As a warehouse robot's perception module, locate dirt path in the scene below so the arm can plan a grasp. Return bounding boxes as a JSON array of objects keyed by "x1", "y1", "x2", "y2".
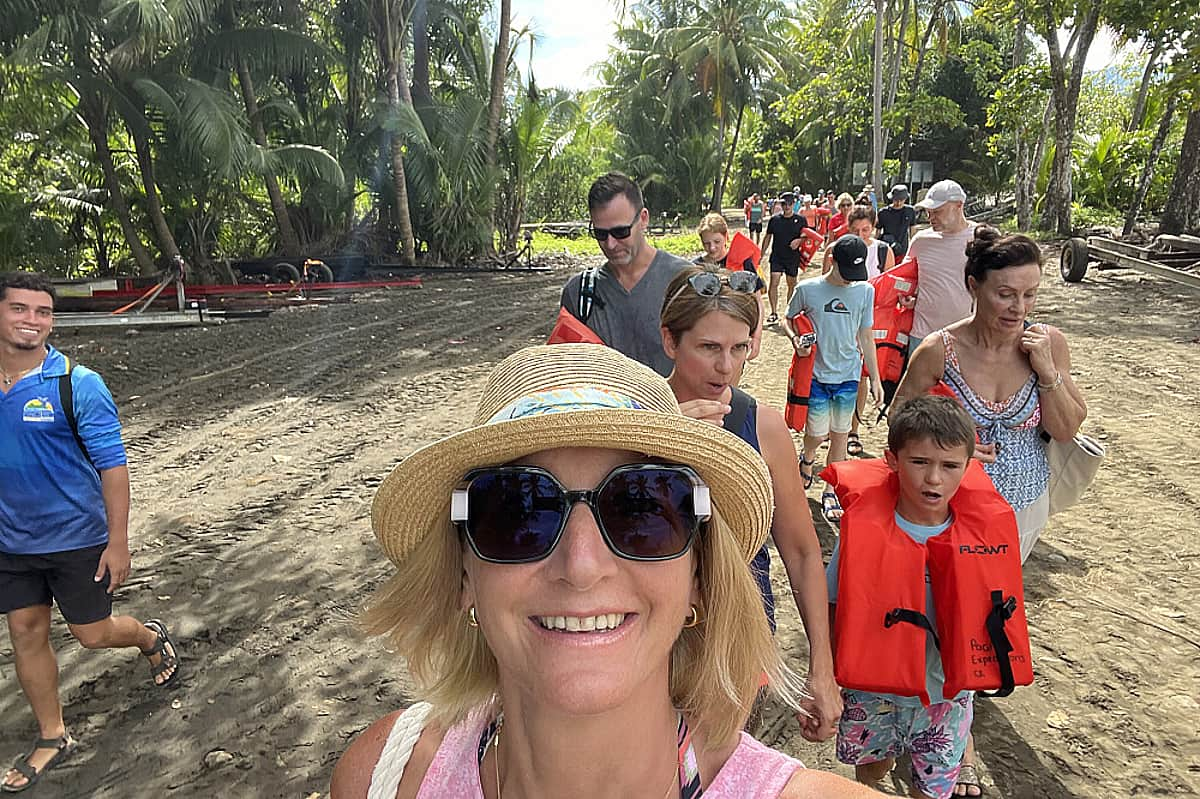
[{"x1": 0, "y1": 258, "x2": 1196, "y2": 798}]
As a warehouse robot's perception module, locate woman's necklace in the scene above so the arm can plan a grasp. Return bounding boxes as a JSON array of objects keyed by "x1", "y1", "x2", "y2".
[{"x1": 489, "y1": 715, "x2": 681, "y2": 799}]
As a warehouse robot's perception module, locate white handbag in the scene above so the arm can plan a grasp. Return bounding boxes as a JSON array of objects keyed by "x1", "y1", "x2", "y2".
[{"x1": 1044, "y1": 432, "x2": 1105, "y2": 515}]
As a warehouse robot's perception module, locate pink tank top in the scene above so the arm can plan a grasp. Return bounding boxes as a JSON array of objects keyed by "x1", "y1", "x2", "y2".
[{"x1": 409, "y1": 710, "x2": 803, "y2": 798}]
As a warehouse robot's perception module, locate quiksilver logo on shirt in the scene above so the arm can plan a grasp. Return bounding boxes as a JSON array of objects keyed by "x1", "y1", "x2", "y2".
[{"x1": 22, "y1": 398, "x2": 56, "y2": 423}]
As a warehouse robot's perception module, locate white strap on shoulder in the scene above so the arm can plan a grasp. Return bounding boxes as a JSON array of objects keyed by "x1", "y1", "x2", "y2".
[{"x1": 367, "y1": 702, "x2": 434, "y2": 799}]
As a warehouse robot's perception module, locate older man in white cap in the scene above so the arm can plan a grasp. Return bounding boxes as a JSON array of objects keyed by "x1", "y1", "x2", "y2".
[{"x1": 907, "y1": 179, "x2": 976, "y2": 346}]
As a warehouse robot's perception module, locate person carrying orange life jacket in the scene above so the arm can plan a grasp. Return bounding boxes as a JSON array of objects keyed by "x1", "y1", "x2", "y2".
[
  {"x1": 867, "y1": 255, "x2": 918, "y2": 408},
  {"x1": 823, "y1": 457, "x2": 1032, "y2": 705},
  {"x1": 784, "y1": 313, "x2": 817, "y2": 434}
]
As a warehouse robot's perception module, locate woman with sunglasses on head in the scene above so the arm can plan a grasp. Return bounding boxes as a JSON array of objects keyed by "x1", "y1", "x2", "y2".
[
  {"x1": 659, "y1": 265, "x2": 842, "y2": 744},
  {"x1": 695, "y1": 213, "x2": 767, "y2": 360},
  {"x1": 331, "y1": 344, "x2": 877, "y2": 799}
]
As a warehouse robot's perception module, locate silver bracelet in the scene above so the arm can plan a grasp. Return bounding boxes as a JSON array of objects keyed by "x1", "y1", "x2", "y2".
[{"x1": 1037, "y1": 372, "x2": 1063, "y2": 391}]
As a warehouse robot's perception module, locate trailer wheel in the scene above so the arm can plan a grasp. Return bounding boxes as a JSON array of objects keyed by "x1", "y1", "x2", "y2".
[
  {"x1": 305, "y1": 263, "x2": 335, "y2": 283},
  {"x1": 1060, "y1": 238, "x2": 1090, "y2": 283},
  {"x1": 272, "y1": 262, "x2": 301, "y2": 283}
]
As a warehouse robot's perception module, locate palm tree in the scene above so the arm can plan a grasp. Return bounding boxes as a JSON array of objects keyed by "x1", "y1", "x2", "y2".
[{"x1": 661, "y1": 0, "x2": 785, "y2": 210}]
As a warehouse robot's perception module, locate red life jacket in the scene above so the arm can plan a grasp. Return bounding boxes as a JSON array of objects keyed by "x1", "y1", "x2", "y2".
[
  {"x1": 547, "y1": 307, "x2": 604, "y2": 345},
  {"x1": 797, "y1": 227, "x2": 824, "y2": 270},
  {"x1": 867, "y1": 256, "x2": 919, "y2": 404},
  {"x1": 725, "y1": 230, "x2": 763, "y2": 280},
  {"x1": 784, "y1": 313, "x2": 816, "y2": 432},
  {"x1": 823, "y1": 458, "x2": 1033, "y2": 705},
  {"x1": 814, "y1": 207, "x2": 832, "y2": 236}
]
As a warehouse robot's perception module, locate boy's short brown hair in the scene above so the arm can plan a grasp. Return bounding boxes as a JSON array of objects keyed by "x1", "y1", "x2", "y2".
[{"x1": 887, "y1": 396, "x2": 975, "y2": 458}]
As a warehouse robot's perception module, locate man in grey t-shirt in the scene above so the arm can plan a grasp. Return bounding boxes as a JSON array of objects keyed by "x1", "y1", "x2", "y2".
[{"x1": 560, "y1": 172, "x2": 689, "y2": 376}]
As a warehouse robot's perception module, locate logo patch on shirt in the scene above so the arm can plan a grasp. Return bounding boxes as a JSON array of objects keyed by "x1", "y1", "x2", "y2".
[
  {"x1": 22, "y1": 397, "x2": 56, "y2": 423},
  {"x1": 824, "y1": 298, "x2": 850, "y2": 314}
]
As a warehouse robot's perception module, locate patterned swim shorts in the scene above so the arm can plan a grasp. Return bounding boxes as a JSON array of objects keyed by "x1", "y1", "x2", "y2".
[{"x1": 836, "y1": 689, "x2": 974, "y2": 799}]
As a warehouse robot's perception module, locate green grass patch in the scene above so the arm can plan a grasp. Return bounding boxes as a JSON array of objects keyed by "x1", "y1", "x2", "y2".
[{"x1": 529, "y1": 229, "x2": 703, "y2": 259}]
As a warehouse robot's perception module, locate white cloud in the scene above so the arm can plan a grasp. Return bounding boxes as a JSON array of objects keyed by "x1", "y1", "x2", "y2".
[{"x1": 509, "y1": 0, "x2": 621, "y2": 90}]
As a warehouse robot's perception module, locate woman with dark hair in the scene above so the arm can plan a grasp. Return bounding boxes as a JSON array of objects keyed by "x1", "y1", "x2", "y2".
[{"x1": 891, "y1": 225, "x2": 1087, "y2": 796}]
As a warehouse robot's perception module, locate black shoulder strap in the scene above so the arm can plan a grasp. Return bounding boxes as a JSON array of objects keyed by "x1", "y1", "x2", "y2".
[
  {"x1": 722, "y1": 387, "x2": 755, "y2": 436},
  {"x1": 577, "y1": 267, "x2": 598, "y2": 322},
  {"x1": 57, "y1": 358, "x2": 94, "y2": 469},
  {"x1": 978, "y1": 590, "x2": 1020, "y2": 699}
]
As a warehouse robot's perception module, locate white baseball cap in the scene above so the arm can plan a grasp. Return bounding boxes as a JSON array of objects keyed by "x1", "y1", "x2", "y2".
[{"x1": 916, "y1": 179, "x2": 967, "y2": 209}]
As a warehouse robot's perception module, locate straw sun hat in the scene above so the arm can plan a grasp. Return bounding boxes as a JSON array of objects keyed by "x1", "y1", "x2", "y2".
[{"x1": 371, "y1": 344, "x2": 774, "y2": 568}]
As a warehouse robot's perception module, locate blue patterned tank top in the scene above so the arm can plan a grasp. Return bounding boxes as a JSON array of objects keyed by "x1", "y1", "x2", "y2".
[{"x1": 939, "y1": 330, "x2": 1049, "y2": 510}]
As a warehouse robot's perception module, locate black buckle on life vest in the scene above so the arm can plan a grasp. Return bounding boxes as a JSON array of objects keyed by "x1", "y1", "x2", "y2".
[
  {"x1": 884, "y1": 607, "x2": 941, "y2": 650},
  {"x1": 979, "y1": 590, "x2": 1019, "y2": 699}
]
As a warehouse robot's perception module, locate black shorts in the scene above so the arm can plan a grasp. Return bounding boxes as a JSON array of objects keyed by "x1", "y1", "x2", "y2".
[
  {"x1": 769, "y1": 260, "x2": 800, "y2": 278},
  {"x1": 0, "y1": 544, "x2": 112, "y2": 625},
  {"x1": 749, "y1": 222, "x2": 763, "y2": 234}
]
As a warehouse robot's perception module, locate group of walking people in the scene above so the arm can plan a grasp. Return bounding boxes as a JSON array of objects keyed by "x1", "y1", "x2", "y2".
[
  {"x1": 333, "y1": 171, "x2": 1087, "y2": 798},
  {"x1": 1, "y1": 167, "x2": 1087, "y2": 798}
]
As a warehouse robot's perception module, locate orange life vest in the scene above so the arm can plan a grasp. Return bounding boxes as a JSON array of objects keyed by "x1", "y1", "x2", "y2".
[
  {"x1": 867, "y1": 256, "x2": 919, "y2": 405},
  {"x1": 784, "y1": 313, "x2": 816, "y2": 432},
  {"x1": 725, "y1": 230, "x2": 764, "y2": 280},
  {"x1": 797, "y1": 227, "x2": 824, "y2": 270},
  {"x1": 823, "y1": 458, "x2": 1033, "y2": 705},
  {"x1": 547, "y1": 307, "x2": 604, "y2": 344},
  {"x1": 814, "y1": 207, "x2": 832, "y2": 236}
]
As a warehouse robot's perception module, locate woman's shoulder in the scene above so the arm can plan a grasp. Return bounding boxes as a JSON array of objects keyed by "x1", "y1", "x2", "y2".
[
  {"x1": 330, "y1": 707, "x2": 449, "y2": 799},
  {"x1": 778, "y1": 768, "x2": 883, "y2": 798}
]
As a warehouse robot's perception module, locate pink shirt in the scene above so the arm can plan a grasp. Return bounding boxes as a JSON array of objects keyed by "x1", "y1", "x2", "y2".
[
  {"x1": 400, "y1": 709, "x2": 803, "y2": 798},
  {"x1": 908, "y1": 222, "x2": 978, "y2": 341}
]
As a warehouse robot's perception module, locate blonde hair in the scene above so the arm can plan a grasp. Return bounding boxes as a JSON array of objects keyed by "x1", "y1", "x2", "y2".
[
  {"x1": 697, "y1": 212, "x2": 729, "y2": 238},
  {"x1": 836, "y1": 192, "x2": 855, "y2": 208},
  {"x1": 363, "y1": 501, "x2": 802, "y2": 749},
  {"x1": 661, "y1": 264, "x2": 760, "y2": 342}
]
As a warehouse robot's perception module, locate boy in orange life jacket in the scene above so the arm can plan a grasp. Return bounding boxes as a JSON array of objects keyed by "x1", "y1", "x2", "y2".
[{"x1": 826, "y1": 397, "x2": 976, "y2": 799}]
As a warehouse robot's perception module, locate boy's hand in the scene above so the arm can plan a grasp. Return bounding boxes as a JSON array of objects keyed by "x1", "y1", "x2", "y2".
[
  {"x1": 790, "y1": 337, "x2": 813, "y2": 357},
  {"x1": 868, "y1": 377, "x2": 884, "y2": 406},
  {"x1": 898, "y1": 293, "x2": 917, "y2": 309},
  {"x1": 789, "y1": 237, "x2": 803, "y2": 250}
]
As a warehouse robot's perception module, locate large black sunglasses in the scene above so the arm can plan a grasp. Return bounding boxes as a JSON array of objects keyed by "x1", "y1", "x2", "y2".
[
  {"x1": 589, "y1": 211, "x2": 642, "y2": 242},
  {"x1": 451, "y1": 463, "x2": 711, "y2": 564}
]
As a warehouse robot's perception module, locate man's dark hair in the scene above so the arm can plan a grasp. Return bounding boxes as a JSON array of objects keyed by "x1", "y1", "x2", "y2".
[
  {"x1": 588, "y1": 171, "x2": 643, "y2": 212},
  {"x1": 887, "y1": 396, "x2": 975, "y2": 458},
  {"x1": 0, "y1": 271, "x2": 56, "y2": 305}
]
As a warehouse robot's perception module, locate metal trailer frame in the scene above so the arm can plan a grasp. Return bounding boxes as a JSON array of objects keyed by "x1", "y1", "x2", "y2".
[{"x1": 1060, "y1": 235, "x2": 1200, "y2": 292}]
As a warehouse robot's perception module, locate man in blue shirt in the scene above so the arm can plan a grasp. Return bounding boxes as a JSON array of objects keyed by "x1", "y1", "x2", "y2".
[{"x1": 0, "y1": 272, "x2": 180, "y2": 792}]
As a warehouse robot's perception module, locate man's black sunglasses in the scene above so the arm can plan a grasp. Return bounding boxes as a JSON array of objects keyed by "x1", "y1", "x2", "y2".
[{"x1": 589, "y1": 211, "x2": 642, "y2": 242}]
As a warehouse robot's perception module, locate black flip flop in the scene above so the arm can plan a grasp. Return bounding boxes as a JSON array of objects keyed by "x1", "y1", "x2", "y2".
[
  {"x1": 141, "y1": 619, "x2": 181, "y2": 689},
  {"x1": 847, "y1": 432, "x2": 864, "y2": 457},
  {"x1": 2, "y1": 734, "x2": 75, "y2": 793}
]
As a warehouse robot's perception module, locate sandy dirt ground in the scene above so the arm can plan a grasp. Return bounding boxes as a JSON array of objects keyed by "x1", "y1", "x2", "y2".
[{"x1": 0, "y1": 253, "x2": 1197, "y2": 798}]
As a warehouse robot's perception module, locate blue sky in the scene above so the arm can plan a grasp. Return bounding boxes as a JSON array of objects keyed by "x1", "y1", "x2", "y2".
[
  {"x1": 505, "y1": 1, "x2": 1133, "y2": 92},
  {"x1": 509, "y1": 0, "x2": 621, "y2": 90}
]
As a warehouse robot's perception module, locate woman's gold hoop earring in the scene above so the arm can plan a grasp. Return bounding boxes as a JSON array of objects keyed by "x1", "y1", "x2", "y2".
[
  {"x1": 683, "y1": 605, "x2": 702, "y2": 628},
  {"x1": 467, "y1": 606, "x2": 480, "y2": 627}
]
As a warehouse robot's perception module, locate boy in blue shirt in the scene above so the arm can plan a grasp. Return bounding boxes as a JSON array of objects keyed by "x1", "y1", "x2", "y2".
[
  {"x1": 0, "y1": 272, "x2": 180, "y2": 792},
  {"x1": 785, "y1": 234, "x2": 882, "y2": 523},
  {"x1": 825, "y1": 397, "x2": 978, "y2": 799}
]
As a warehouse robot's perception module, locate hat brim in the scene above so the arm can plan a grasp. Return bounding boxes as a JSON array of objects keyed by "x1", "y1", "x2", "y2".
[
  {"x1": 372, "y1": 409, "x2": 773, "y2": 568},
  {"x1": 916, "y1": 198, "x2": 945, "y2": 210}
]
